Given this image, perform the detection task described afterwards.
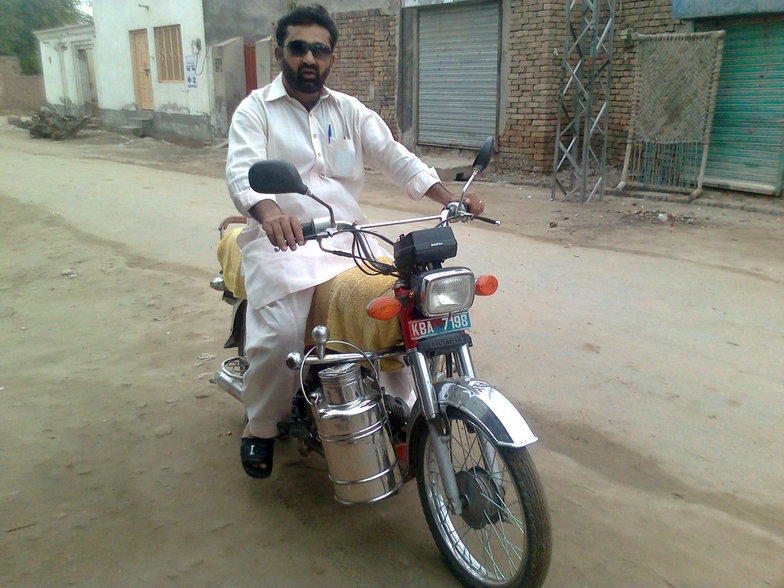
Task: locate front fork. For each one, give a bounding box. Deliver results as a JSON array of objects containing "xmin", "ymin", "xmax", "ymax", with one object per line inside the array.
[{"xmin": 407, "ymin": 343, "xmax": 477, "ymax": 516}]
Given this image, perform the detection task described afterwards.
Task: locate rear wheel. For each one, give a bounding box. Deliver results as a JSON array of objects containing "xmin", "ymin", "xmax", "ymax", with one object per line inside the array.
[{"xmin": 416, "ymin": 410, "xmax": 551, "ymax": 587}]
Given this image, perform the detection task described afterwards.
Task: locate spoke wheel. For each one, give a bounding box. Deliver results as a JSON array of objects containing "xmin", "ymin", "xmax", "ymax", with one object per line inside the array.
[{"xmin": 416, "ymin": 410, "xmax": 551, "ymax": 587}]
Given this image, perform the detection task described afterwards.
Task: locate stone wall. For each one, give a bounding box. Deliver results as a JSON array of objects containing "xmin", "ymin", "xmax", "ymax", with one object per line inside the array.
[{"xmin": 0, "ymin": 57, "xmax": 45, "ymax": 113}]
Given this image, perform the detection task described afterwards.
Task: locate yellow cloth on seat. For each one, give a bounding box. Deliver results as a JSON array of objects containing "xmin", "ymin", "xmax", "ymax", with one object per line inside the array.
[
  {"xmin": 306, "ymin": 262, "xmax": 404, "ymax": 370},
  {"xmin": 217, "ymin": 230, "xmax": 403, "ymax": 369},
  {"xmin": 217, "ymin": 227, "xmax": 247, "ymax": 299}
]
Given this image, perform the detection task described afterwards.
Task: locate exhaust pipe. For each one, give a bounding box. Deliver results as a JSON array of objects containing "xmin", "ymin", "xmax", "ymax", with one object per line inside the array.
[{"xmin": 212, "ymin": 357, "xmax": 246, "ymax": 402}]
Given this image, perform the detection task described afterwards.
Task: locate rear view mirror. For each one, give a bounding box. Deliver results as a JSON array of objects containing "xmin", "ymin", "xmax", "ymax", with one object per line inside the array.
[
  {"xmin": 472, "ymin": 136, "xmax": 495, "ymax": 171},
  {"xmin": 248, "ymin": 160, "xmax": 308, "ymax": 194}
]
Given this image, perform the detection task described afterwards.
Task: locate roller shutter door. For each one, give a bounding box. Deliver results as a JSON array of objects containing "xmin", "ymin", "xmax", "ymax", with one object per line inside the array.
[
  {"xmin": 418, "ymin": 2, "xmax": 500, "ymax": 148},
  {"xmin": 697, "ymin": 18, "xmax": 784, "ymax": 196}
]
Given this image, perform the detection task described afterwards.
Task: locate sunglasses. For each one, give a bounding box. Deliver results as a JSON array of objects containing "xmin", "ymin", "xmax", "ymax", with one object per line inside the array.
[{"xmin": 285, "ymin": 40, "xmax": 333, "ymax": 59}]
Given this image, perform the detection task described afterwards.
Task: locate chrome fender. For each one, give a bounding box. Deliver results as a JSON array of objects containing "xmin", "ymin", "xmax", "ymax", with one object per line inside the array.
[{"xmin": 405, "ymin": 378, "xmax": 538, "ymax": 473}]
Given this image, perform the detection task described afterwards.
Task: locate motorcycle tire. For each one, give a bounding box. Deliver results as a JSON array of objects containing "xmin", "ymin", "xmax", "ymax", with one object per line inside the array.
[{"xmin": 415, "ymin": 408, "xmax": 552, "ymax": 588}]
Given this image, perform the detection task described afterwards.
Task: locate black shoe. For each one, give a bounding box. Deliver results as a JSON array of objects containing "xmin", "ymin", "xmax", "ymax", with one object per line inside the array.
[{"xmin": 240, "ymin": 437, "xmax": 275, "ymax": 479}]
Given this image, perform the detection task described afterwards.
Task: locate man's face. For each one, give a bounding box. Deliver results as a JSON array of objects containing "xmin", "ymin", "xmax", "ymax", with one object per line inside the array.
[{"xmin": 278, "ymin": 24, "xmax": 335, "ymax": 94}]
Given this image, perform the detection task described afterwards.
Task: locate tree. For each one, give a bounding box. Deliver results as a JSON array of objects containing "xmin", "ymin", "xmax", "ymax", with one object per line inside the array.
[{"xmin": 0, "ymin": 0, "xmax": 91, "ymax": 74}]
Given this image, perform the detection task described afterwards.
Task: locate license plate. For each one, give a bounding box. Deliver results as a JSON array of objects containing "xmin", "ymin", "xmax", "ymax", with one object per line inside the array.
[{"xmin": 407, "ymin": 311, "xmax": 471, "ymax": 342}]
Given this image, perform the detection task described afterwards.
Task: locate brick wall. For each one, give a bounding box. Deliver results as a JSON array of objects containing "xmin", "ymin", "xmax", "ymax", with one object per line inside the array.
[
  {"xmin": 499, "ymin": 0, "xmax": 563, "ymax": 175},
  {"xmin": 269, "ymin": 8, "xmax": 400, "ymax": 138},
  {"xmin": 329, "ymin": 8, "xmax": 399, "ymax": 137},
  {"xmin": 266, "ymin": 2, "xmax": 685, "ymax": 176},
  {"xmin": 499, "ymin": 0, "xmax": 685, "ymax": 175},
  {"xmin": 0, "ymin": 57, "xmax": 45, "ymax": 113}
]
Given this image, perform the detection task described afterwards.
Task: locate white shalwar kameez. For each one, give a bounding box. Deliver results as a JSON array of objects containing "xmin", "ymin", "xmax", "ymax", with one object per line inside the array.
[{"xmin": 226, "ymin": 74, "xmax": 441, "ymax": 438}]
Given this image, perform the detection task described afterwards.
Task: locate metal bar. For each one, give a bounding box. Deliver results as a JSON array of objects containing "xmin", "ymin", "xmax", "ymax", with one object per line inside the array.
[{"xmin": 552, "ymin": 0, "xmax": 615, "ymax": 202}]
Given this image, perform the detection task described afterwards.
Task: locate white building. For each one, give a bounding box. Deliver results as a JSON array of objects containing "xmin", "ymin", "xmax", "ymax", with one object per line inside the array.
[
  {"xmin": 35, "ymin": 23, "xmax": 97, "ymax": 117},
  {"xmin": 91, "ymin": 0, "xmax": 281, "ymax": 142},
  {"xmin": 86, "ymin": 0, "xmax": 396, "ymax": 143}
]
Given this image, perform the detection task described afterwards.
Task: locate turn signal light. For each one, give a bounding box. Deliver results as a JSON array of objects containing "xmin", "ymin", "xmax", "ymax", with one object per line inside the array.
[
  {"xmin": 367, "ymin": 296, "xmax": 402, "ymax": 320},
  {"xmin": 475, "ymin": 275, "xmax": 498, "ymax": 296}
]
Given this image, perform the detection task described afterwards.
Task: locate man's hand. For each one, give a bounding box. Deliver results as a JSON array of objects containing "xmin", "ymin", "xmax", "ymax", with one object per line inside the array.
[
  {"xmin": 460, "ymin": 193, "xmax": 485, "ymax": 216},
  {"xmin": 425, "ymin": 182, "xmax": 485, "ymax": 216},
  {"xmin": 249, "ymin": 200, "xmax": 305, "ymax": 251}
]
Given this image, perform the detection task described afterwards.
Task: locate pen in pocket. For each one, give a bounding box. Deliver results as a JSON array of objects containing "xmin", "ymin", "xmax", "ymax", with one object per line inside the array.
[{"xmin": 328, "ymin": 124, "xmax": 332, "ymax": 144}]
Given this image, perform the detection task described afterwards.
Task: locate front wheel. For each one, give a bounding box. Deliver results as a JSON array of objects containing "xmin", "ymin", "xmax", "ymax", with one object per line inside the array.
[{"xmin": 415, "ymin": 409, "xmax": 552, "ymax": 587}]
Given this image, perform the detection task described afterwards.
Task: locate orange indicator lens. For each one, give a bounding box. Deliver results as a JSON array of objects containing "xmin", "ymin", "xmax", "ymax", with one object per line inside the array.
[
  {"xmin": 366, "ymin": 297, "xmax": 402, "ymax": 320},
  {"xmin": 475, "ymin": 275, "xmax": 498, "ymax": 296}
]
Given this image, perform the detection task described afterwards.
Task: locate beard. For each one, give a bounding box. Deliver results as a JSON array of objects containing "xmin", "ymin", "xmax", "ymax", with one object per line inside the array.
[{"xmin": 281, "ymin": 59, "xmax": 331, "ymax": 94}]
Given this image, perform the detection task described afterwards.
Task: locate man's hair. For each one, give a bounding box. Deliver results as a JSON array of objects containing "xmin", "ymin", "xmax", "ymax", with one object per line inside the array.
[{"xmin": 275, "ymin": 4, "xmax": 339, "ymax": 50}]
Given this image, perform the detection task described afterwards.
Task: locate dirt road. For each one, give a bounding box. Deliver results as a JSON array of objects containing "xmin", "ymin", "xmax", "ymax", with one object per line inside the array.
[{"xmin": 1, "ymin": 122, "xmax": 783, "ymax": 587}]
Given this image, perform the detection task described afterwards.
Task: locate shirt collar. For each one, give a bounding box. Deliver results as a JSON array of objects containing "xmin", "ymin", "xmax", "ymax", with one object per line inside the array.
[{"xmin": 265, "ymin": 73, "xmax": 336, "ymax": 105}]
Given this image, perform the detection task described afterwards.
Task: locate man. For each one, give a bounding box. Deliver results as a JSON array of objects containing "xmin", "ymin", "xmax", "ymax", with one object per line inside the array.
[{"xmin": 225, "ymin": 4, "xmax": 483, "ymax": 478}]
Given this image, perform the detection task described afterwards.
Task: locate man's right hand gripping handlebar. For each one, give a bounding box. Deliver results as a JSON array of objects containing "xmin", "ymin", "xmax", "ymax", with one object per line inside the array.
[{"xmin": 249, "ymin": 200, "xmax": 306, "ymax": 252}]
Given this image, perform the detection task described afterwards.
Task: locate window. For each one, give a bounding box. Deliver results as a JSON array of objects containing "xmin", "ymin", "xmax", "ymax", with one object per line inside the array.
[{"xmin": 154, "ymin": 25, "xmax": 184, "ymax": 82}]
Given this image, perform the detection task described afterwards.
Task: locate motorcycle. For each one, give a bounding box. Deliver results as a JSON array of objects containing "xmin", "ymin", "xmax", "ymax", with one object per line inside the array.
[{"xmin": 211, "ymin": 138, "xmax": 552, "ymax": 587}]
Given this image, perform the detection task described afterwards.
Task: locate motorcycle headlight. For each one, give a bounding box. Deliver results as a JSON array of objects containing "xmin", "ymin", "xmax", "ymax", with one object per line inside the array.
[{"xmin": 415, "ymin": 268, "xmax": 475, "ymax": 317}]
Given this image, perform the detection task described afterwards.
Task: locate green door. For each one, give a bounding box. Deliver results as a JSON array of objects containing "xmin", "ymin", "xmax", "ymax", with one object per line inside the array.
[{"xmin": 697, "ymin": 17, "xmax": 784, "ymax": 196}]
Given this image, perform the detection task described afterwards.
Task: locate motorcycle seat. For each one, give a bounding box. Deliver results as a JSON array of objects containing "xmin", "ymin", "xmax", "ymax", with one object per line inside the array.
[{"xmin": 217, "ymin": 227, "xmax": 404, "ymax": 369}]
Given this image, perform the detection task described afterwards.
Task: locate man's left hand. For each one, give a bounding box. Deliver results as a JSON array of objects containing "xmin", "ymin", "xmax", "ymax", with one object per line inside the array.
[
  {"xmin": 460, "ymin": 193, "xmax": 485, "ymax": 216},
  {"xmin": 425, "ymin": 182, "xmax": 485, "ymax": 216}
]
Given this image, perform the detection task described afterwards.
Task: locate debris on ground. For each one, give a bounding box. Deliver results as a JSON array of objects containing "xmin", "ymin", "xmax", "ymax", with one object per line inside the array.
[
  {"xmin": 21, "ymin": 108, "xmax": 90, "ymax": 140},
  {"xmin": 623, "ymin": 208, "xmax": 696, "ymax": 225}
]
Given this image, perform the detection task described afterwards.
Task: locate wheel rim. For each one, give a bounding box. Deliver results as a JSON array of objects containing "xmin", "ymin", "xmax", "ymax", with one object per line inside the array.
[{"xmin": 423, "ymin": 416, "xmax": 528, "ymax": 586}]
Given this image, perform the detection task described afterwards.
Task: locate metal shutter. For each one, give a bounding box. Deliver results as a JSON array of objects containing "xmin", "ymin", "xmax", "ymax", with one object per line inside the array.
[
  {"xmin": 418, "ymin": 2, "xmax": 500, "ymax": 148},
  {"xmin": 697, "ymin": 18, "xmax": 784, "ymax": 196}
]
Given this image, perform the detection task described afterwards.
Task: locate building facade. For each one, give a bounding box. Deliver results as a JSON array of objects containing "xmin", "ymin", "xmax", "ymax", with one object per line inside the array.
[
  {"xmin": 83, "ymin": 0, "xmax": 783, "ymax": 193},
  {"xmin": 34, "ymin": 23, "xmax": 97, "ymax": 117}
]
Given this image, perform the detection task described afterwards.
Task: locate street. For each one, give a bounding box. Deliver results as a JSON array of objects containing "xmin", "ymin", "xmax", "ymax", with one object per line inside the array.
[{"xmin": 1, "ymin": 121, "xmax": 783, "ymax": 587}]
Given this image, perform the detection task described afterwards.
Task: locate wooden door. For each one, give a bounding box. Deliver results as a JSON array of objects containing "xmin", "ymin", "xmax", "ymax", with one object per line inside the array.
[
  {"xmin": 130, "ymin": 29, "xmax": 154, "ymax": 110},
  {"xmin": 244, "ymin": 43, "xmax": 257, "ymax": 94}
]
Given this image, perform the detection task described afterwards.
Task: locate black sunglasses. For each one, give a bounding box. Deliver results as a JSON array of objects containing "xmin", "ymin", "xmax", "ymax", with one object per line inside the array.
[{"xmin": 285, "ymin": 40, "xmax": 332, "ymax": 59}]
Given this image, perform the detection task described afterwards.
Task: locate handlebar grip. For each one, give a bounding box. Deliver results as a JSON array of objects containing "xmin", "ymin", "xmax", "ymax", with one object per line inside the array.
[
  {"xmin": 301, "ymin": 219, "xmax": 318, "ymax": 240},
  {"xmin": 474, "ymin": 215, "xmax": 501, "ymax": 226}
]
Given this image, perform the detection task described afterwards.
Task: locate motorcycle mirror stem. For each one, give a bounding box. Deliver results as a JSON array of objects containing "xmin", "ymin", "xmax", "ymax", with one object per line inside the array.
[
  {"xmin": 248, "ymin": 160, "xmax": 336, "ymax": 228},
  {"xmin": 455, "ymin": 136, "xmax": 494, "ymax": 216}
]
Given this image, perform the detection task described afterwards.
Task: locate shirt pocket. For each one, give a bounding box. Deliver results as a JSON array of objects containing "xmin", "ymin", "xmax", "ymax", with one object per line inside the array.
[{"xmin": 327, "ymin": 138, "xmax": 356, "ymax": 178}]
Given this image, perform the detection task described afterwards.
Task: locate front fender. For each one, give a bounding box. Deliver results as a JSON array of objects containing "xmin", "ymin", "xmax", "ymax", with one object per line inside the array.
[{"xmin": 406, "ymin": 379, "xmax": 538, "ymax": 474}]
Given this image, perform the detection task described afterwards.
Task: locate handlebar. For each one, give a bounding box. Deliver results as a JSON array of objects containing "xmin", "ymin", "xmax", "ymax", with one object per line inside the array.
[{"xmin": 298, "ymin": 205, "xmax": 500, "ymax": 243}]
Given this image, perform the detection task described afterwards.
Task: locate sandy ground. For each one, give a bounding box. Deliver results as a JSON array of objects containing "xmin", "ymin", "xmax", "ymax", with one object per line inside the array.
[{"xmin": 1, "ymin": 122, "xmax": 783, "ymax": 587}]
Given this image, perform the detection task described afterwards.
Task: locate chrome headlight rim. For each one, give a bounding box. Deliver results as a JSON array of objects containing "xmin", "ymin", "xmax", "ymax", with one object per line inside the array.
[{"xmin": 415, "ymin": 267, "xmax": 476, "ymax": 318}]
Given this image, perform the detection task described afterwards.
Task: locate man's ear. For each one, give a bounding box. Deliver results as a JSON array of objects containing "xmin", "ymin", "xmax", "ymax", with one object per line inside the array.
[{"xmin": 274, "ymin": 46, "xmax": 282, "ymax": 63}]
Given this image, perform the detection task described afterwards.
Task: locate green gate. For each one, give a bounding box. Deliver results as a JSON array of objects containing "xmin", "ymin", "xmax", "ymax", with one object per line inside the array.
[{"xmin": 697, "ymin": 17, "xmax": 784, "ymax": 196}]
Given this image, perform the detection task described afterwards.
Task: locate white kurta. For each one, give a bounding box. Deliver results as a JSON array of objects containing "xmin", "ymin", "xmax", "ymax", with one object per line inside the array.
[{"xmin": 226, "ymin": 74, "xmax": 441, "ymax": 310}]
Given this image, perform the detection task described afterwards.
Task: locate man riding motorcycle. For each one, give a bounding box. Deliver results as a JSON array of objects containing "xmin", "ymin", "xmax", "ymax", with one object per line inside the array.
[{"xmin": 225, "ymin": 4, "xmax": 483, "ymax": 478}]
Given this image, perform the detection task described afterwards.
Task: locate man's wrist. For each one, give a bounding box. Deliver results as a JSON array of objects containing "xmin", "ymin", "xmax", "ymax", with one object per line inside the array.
[
  {"xmin": 248, "ymin": 199, "xmax": 281, "ymax": 224},
  {"xmin": 424, "ymin": 182, "xmax": 455, "ymax": 206}
]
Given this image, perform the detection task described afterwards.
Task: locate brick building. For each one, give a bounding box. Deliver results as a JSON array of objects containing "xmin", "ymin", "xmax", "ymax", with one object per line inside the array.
[
  {"xmin": 314, "ymin": 0, "xmax": 688, "ymax": 176},
  {"xmin": 325, "ymin": 0, "xmax": 783, "ymax": 195},
  {"xmin": 83, "ymin": 1, "xmax": 783, "ymax": 192}
]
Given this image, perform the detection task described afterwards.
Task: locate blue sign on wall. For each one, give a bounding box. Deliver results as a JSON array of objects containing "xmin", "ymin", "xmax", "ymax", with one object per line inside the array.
[{"xmin": 673, "ymin": 0, "xmax": 784, "ymax": 19}]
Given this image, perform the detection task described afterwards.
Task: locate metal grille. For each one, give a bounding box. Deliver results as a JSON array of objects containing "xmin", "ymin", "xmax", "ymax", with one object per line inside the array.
[
  {"xmin": 418, "ymin": 3, "xmax": 500, "ymax": 148},
  {"xmin": 618, "ymin": 32, "xmax": 725, "ymax": 198},
  {"xmin": 154, "ymin": 25, "xmax": 184, "ymax": 83}
]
